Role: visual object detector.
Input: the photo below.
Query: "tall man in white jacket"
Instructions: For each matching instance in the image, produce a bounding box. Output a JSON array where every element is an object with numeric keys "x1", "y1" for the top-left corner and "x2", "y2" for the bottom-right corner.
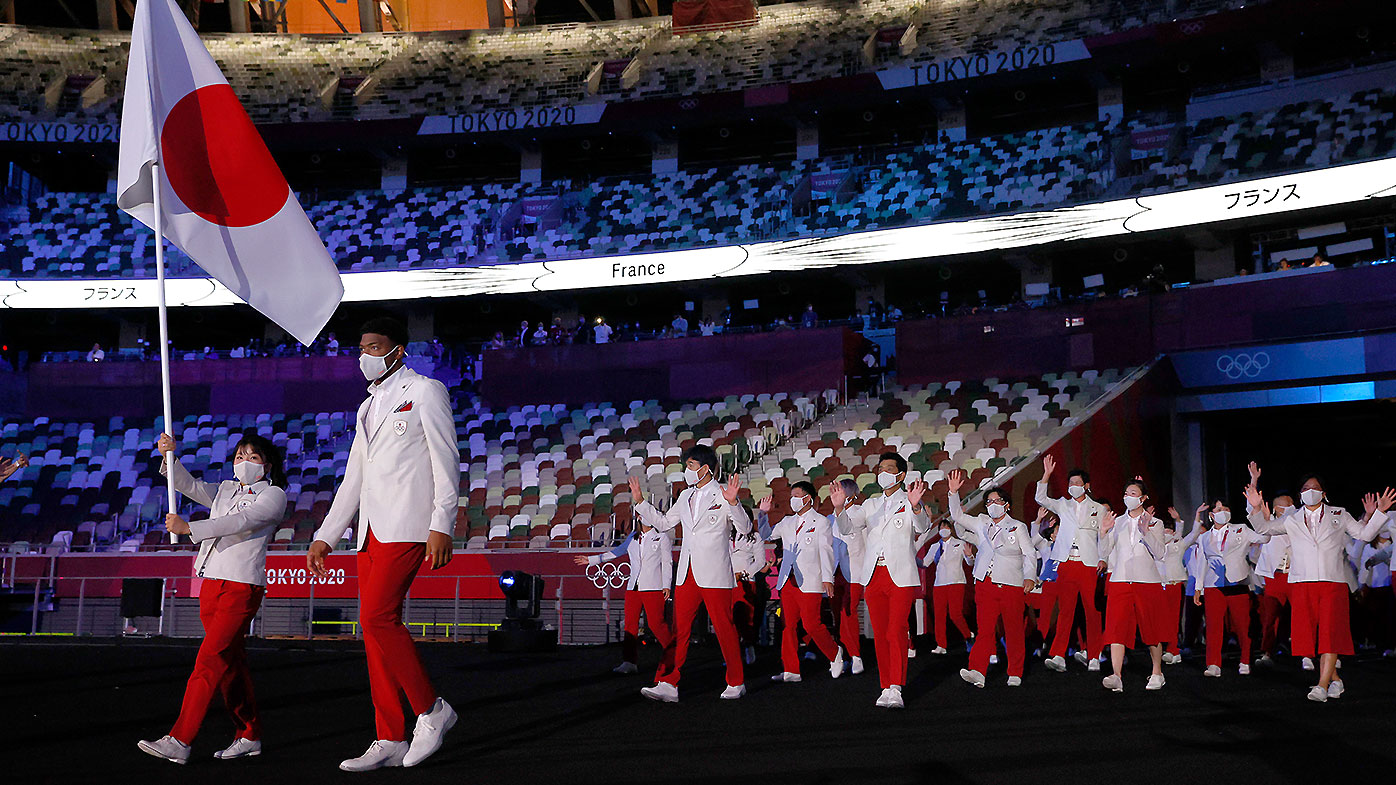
[
  {"x1": 1036, "y1": 455, "x2": 1108, "y2": 672},
  {"x1": 830, "y1": 451, "x2": 929, "y2": 709},
  {"x1": 629, "y1": 444, "x2": 752, "y2": 702},
  {"x1": 757, "y1": 481, "x2": 840, "y2": 682},
  {"x1": 308, "y1": 318, "x2": 460, "y2": 772}
]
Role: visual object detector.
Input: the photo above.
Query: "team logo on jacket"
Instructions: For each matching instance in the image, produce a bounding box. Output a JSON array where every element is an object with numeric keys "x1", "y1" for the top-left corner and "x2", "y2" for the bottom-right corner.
[{"x1": 393, "y1": 419, "x2": 408, "y2": 436}]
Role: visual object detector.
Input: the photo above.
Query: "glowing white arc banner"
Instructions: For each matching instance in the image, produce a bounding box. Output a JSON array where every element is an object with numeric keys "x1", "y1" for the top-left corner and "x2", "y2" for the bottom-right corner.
[{"x1": 2, "y1": 156, "x2": 1393, "y2": 311}]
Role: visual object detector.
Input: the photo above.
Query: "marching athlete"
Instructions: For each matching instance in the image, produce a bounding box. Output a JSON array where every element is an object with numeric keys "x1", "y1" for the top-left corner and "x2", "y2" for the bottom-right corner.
[
  {"x1": 947, "y1": 471, "x2": 1036, "y2": 688},
  {"x1": 1036, "y1": 455, "x2": 1108, "y2": 673},
  {"x1": 830, "y1": 478, "x2": 868, "y2": 675},
  {"x1": 925, "y1": 516, "x2": 974, "y2": 655},
  {"x1": 138, "y1": 433, "x2": 286, "y2": 764},
  {"x1": 1098, "y1": 479, "x2": 1168, "y2": 692},
  {"x1": 1194, "y1": 500, "x2": 1266, "y2": 677},
  {"x1": 308, "y1": 318, "x2": 460, "y2": 771},
  {"x1": 757, "y1": 482, "x2": 841, "y2": 681},
  {"x1": 575, "y1": 520, "x2": 675, "y2": 677},
  {"x1": 831, "y1": 452, "x2": 930, "y2": 709},
  {"x1": 631, "y1": 445, "x2": 753, "y2": 702}
]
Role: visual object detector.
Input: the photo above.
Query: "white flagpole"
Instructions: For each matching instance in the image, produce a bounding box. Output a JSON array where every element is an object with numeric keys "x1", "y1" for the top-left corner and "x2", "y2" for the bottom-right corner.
[{"x1": 151, "y1": 161, "x2": 181, "y2": 545}]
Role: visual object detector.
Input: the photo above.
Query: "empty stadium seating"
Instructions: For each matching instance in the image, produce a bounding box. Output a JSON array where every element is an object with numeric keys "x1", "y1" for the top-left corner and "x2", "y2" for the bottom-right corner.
[{"x1": 0, "y1": 370, "x2": 1138, "y2": 554}]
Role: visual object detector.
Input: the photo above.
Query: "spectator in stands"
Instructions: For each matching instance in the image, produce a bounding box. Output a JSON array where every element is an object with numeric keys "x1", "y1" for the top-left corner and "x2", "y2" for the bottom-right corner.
[
  {"x1": 308, "y1": 316, "x2": 459, "y2": 770},
  {"x1": 1277, "y1": 258, "x2": 1294, "y2": 271},
  {"x1": 326, "y1": 333, "x2": 340, "y2": 356},
  {"x1": 86, "y1": 343, "x2": 105, "y2": 362},
  {"x1": 671, "y1": 313, "x2": 689, "y2": 337},
  {"x1": 138, "y1": 432, "x2": 286, "y2": 765},
  {"x1": 593, "y1": 317, "x2": 613, "y2": 344},
  {"x1": 517, "y1": 320, "x2": 530, "y2": 348},
  {"x1": 801, "y1": 304, "x2": 819, "y2": 328},
  {"x1": 699, "y1": 317, "x2": 717, "y2": 337},
  {"x1": 573, "y1": 316, "x2": 590, "y2": 344},
  {"x1": 1309, "y1": 253, "x2": 1332, "y2": 268},
  {"x1": 548, "y1": 318, "x2": 567, "y2": 345},
  {"x1": 530, "y1": 322, "x2": 550, "y2": 347},
  {"x1": 429, "y1": 337, "x2": 445, "y2": 362},
  {"x1": 0, "y1": 452, "x2": 28, "y2": 482},
  {"x1": 487, "y1": 332, "x2": 507, "y2": 350}
]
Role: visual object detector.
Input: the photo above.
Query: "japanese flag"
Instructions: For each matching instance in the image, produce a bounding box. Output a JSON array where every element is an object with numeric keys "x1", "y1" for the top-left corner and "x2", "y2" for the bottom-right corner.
[{"x1": 116, "y1": 0, "x2": 342, "y2": 345}]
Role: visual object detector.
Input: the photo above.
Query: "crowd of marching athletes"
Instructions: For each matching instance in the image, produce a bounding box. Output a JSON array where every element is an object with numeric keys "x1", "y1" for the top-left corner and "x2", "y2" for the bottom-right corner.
[{"x1": 584, "y1": 447, "x2": 1396, "y2": 707}]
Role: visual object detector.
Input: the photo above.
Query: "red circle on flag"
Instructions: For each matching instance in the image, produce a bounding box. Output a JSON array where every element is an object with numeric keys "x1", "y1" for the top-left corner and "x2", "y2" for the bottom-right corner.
[{"x1": 159, "y1": 84, "x2": 289, "y2": 227}]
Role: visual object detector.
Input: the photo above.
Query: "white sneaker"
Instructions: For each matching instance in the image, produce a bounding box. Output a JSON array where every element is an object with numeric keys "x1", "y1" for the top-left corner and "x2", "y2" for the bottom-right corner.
[
  {"x1": 884, "y1": 686, "x2": 905, "y2": 709},
  {"x1": 1006, "y1": 676, "x2": 1022, "y2": 687},
  {"x1": 1044, "y1": 655, "x2": 1067, "y2": 672},
  {"x1": 907, "y1": 648, "x2": 917, "y2": 659},
  {"x1": 613, "y1": 661, "x2": 639, "y2": 675},
  {"x1": 1073, "y1": 651, "x2": 1090, "y2": 666},
  {"x1": 403, "y1": 697, "x2": 457, "y2": 767},
  {"x1": 930, "y1": 646, "x2": 948, "y2": 655},
  {"x1": 213, "y1": 738, "x2": 261, "y2": 760},
  {"x1": 830, "y1": 648, "x2": 846, "y2": 679},
  {"x1": 1204, "y1": 665, "x2": 1222, "y2": 677},
  {"x1": 339, "y1": 740, "x2": 409, "y2": 772},
  {"x1": 1327, "y1": 679, "x2": 1345, "y2": 699},
  {"x1": 959, "y1": 668, "x2": 986, "y2": 688},
  {"x1": 1301, "y1": 657, "x2": 1315, "y2": 671},
  {"x1": 1101, "y1": 674, "x2": 1124, "y2": 692},
  {"x1": 719, "y1": 684, "x2": 746, "y2": 700},
  {"x1": 1146, "y1": 674, "x2": 1166, "y2": 691},
  {"x1": 875, "y1": 688, "x2": 893, "y2": 707},
  {"x1": 1087, "y1": 658, "x2": 1100, "y2": 672},
  {"x1": 850, "y1": 655, "x2": 865, "y2": 675},
  {"x1": 743, "y1": 646, "x2": 756, "y2": 665},
  {"x1": 1307, "y1": 686, "x2": 1328, "y2": 703},
  {"x1": 1238, "y1": 663, "x2": 1251, "y2": 676},
  {"x1": 1161, "y1": 652, "x2": 1182, "y2": 665},
  {"x1": 771, "y1": 672, "x2": 802, "y2": 683},
  {"x1": 137, "y1": 736, "x2": 190, "y2": 765},
  {"x1": 640, "y1": 682, "x2": 679, "y2": 703},
  {"x1": 989, "y1": 654, "x2": 999, "y2": 665},
  {"x1": 1256, "y1": 653, "x2": 1273, "y2": 665}
]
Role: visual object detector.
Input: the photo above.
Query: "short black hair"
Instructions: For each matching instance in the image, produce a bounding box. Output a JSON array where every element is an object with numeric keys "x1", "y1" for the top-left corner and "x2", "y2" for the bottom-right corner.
[
  {"x1": 359, "y1": 316, "x2": 408, "y2": 348},
  {"x1": 233, "y1": 433, "x2": 287, "y2": 488},
  {"x1": 791, "y1": 481, "x2": 817, "y2": 499},
  {"x1": 878, "y1": 451, "x2": 908, "y2": 474},
  {"x1": 1298, "y1": 473, "x2": 1326, "y2": 493},
  {"x1": 1067, "y1": 468, "x2": 1090, "y2": 484},
  {"x1": 983, "y1": 486, "x2": 1009, "y2": 504},
  {"x1": 1125, "y1": 478, "x2": 1148, "y2": 496},
  {"x1": 682, "y1": 444, "x2": 718, "y2": 474}
]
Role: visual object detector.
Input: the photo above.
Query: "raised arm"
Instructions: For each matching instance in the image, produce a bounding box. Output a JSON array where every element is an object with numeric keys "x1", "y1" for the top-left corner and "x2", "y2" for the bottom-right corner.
[
  {"x1": 1244, "y1": 483, "x2": 1284, "y2": 536},
  {"x1": 1347, "y1": 489, "x2": 1395, "y2": 541},
  {"x1": 632, "y1": 476, "x2": 684, "y2": 533}
]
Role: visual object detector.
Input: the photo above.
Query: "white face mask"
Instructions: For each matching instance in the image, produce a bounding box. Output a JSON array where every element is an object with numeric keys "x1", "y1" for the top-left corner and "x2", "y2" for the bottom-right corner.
[
  {"x1": 1273, "y1": 505, "x2": 1290, "y2": 518},
  {"x1": 987, "y1": 502, "x2": 1007, "y2": 519},
  {"x1": 1301, "y1": 488, "x2": 1324, "y2": 507},
  {"x1": 940, "y1": 528, "x2": 953, "y2": 538},
  {"x1": 1212, "y1": 510, "x2": 1231, "y2": 525},
  {"x1": 359, "y1": 347, "x2": 399, "y2": 382},
  {"x1": 1122, "y1": 495, "x2": 1143, "y2": 511},
  {"x1": 684, "y1": 466, "x2": 707, "y2": 487},
  {"x1": 877, "y1": 471, "x2": 901, "y2": 490},
  {"x1": 790, "y1": 495, "x2": 809, "y2": 513},
  {"x1": 234, "y1": 460, "x2": 265, "y2": 485},
  {"x1": 1068, "y1": 484, "x2": 1087, "y2": 499}
]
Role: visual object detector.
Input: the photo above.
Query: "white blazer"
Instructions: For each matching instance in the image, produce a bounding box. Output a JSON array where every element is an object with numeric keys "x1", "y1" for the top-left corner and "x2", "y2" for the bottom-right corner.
[
  {"x1": 589, "y1": 528, "x2": 674, "y2": 592},
  {"x1": 314, "y1": 367, "x2": 461, "y2": 550},
  {"x1": 948, "y1": 493, "x2": 1035, "y2": 586},
  {"x1": 832, "y1": 516, "x2": 867, "y2": 584},
  {"x1": 1249, "y1": 504, "x2": 1389, "y2": 584},
  {"x1": 836, "y1": 488, "x2": 930, "y2": 588},
  {"x1": 636, "y1": 481, "x2": 752, "y2": 589},
  {"x1": 1157, "y1": 523, "x2": 1202, "y2": 584},
  {"x1": 1199, "y1": 523, "x2": 1267, "y2": 588},
  {"x1": 1254, "y1": 532, "x2": 1292, "y2": 578},
  {"x1": 1101, "y1": 511, "x2": 1166, "y2": 584},
  {"x1": 758, "y1": 508, "x2": 834, "y2": 592},
  {"x1": 164, "y1": 458, "x2": 284, "y2": 587},
  {"x1": 731, "y1": 531, "x2": 768, "y2": 579},
  {"x1": 1035, "y1": 482, "x2": 1108, "y2": 567}
]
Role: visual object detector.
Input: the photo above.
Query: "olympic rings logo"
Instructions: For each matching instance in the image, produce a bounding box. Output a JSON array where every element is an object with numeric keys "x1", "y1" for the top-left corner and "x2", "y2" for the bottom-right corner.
[
  {"x1": 587, "y1": 561, "x2": 632, "y2": 589},
  {"x1": 1180, "y1": 21, "x2": 1205, "y2": 34},
  {"x1": 1215, "y1": 351, "x2": 1271, "y2": 379}
]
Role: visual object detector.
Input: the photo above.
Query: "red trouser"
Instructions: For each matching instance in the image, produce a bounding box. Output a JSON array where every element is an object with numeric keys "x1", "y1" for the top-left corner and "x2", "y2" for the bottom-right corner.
[
  {"x1": 1204, "y1": 587, "x2": 1252, "y2": 667},
  {"x1": 1049, "y1": 559, "x2": 1103, "y2": 659},
  {"x1": 968, "y1": 580, "x2": 1026, "y2": 677},
  {"x1": 832, "y1": 576, "x2": 863, "y2": 657},
  {"x1": 732, "y1": 579, "x2": 762, "y2": 650},
  {"x1": 1160, "y1": 583, "x2": 1184, "y2": 653},
  {"x1": 170, "y1": 579, "x2": 264, "y2": 745},
  {"x1": 779, "y1": 583, "x2": 839, "y2": 672},
  {"x1": 1258, "y1": 571, "x2": 1290, "y2": 656},
  {"x1": 662, "y1": 569, "x2": 744, "y2": 687},
  {"x1": 1027, "y1": 582, "x2": 1058, "y2": 638},
  {"x1": 359, "y1": 530, "x2": 437, "y2": 742},
  {"x1": 932, "y1": 582, "x2": 972, "y2": 649},
  {"x1": 864, "y1": 566, "x2": 917, "y2": 689},
  {"x1": 623, "y1": 589, "x2": 675, "y2": 679}
]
